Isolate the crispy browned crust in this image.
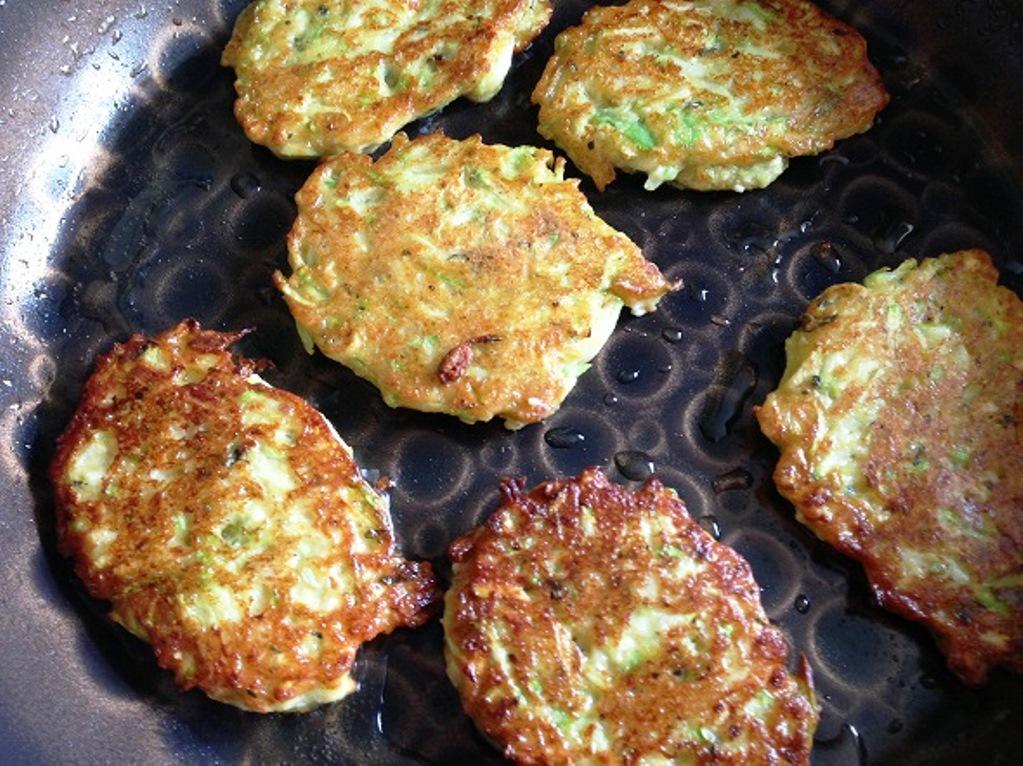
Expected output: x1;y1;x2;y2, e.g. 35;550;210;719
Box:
532;0;889;190
445;468;818;764
51;320;438;711
757;250;1023;685
222;0;551;157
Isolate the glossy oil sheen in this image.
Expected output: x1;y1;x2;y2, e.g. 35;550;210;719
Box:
1;1;1023;763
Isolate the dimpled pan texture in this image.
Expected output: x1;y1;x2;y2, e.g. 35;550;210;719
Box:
2;0;1023;763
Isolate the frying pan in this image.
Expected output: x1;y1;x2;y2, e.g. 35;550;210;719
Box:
2;0;1022;762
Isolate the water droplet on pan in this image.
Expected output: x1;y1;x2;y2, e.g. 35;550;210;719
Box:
712;467;753;493
661;328;683;344
794;594;811;614
544;427;585;449
613;450;654;481
602;393;619;406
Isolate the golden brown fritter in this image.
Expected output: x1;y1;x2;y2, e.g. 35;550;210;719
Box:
444;468;818;764
532;0;888;191
276;132;673;428
757;250;1023;685
51;320;438;712
222;0;551;157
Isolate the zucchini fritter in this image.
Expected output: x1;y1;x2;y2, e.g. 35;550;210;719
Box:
51;321;438;712
276;132;673;428
444;468;818;764
222;0;551;157
757;251;1023;685
532;0;888;191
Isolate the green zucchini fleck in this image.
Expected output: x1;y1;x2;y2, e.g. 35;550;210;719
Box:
593;107;657;151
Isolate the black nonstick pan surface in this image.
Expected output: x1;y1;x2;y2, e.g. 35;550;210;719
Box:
2;1;1023;763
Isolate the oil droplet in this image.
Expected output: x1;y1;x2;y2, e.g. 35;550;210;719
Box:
602;393;619;406
794;594;811;614
616;368;640;384
657;362;673;374
724;220;774;256
230;172;261;199
661;328;683;344
876;220;915;255
614;450;654;481
812;241;842;273
699;353;758;443
814;723;867;766
712;467;753;493
698;514;721;540
545;427;585;449
48;116;59;133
